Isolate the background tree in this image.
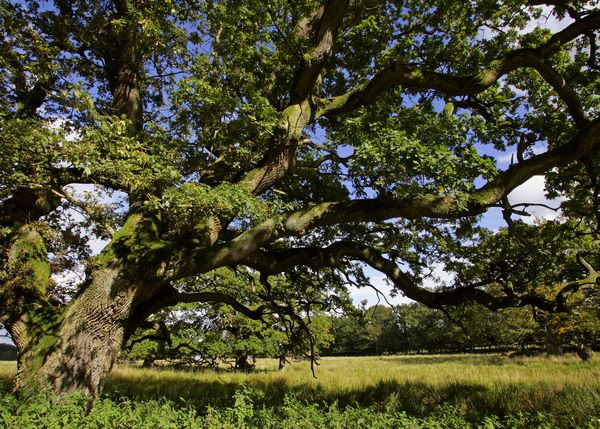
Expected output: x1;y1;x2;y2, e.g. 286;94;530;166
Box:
123;268;335;370
0;0;599;399
327;304;404;355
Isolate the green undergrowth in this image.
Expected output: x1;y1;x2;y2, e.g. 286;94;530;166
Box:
2;386;599;429
1;356;600;428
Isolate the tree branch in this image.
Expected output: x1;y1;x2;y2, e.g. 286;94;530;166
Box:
315;12;599;119
290;0;349;102
528;58;587;126
167;116;600;280
124;320;172;351
244;241;591;313
131;286;268;323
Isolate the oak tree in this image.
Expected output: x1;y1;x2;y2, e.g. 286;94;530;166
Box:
1;0;599;398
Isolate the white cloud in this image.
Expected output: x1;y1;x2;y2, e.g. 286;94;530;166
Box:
521;6;572;34
348;273;415;307
507;175;564;224
0;331;13;345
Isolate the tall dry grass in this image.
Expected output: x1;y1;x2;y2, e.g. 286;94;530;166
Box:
102;354;600;425
2;354;599;426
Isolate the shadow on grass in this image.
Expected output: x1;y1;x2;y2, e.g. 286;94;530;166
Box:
377;355;509;366
103;368;597;426
2;362;598;427
0;374;12;393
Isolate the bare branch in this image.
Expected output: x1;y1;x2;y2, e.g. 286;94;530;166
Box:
133;286;268;322
576;253;598;278
510;202;561;212
297;151;353;169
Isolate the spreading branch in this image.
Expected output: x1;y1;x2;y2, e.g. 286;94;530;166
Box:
167;116;600;280
130;286;269;325
244;241;596;313
315;12;599;121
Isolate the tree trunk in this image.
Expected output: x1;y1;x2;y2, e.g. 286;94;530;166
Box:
13;266;141;399
278;355;288;371
545;330;562;356
576;344;593;362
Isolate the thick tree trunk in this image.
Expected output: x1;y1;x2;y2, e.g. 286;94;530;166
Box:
8;211;175;399
13;266;141;398
576;344;593;362
278;355;289;371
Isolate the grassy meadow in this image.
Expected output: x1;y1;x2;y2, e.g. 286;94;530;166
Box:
1;354;600;428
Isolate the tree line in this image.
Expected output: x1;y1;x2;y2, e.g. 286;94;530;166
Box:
117;288;599;368
327;299;599;357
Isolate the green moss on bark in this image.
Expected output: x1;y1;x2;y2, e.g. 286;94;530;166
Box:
6;226;50;294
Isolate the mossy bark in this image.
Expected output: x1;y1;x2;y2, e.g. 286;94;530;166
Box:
12;265;141;398
10;215;169;399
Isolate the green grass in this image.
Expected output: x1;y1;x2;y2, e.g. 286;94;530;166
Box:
1;354;600;428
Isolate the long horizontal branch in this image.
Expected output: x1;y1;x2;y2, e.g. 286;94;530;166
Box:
131;286;268;323
176;291;267;319
167;117;600;279
315;11;600;120
244;241;593;313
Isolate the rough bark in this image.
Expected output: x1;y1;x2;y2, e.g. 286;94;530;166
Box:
9;214;168;398
12;265;137;398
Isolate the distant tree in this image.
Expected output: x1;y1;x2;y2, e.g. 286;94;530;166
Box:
123;268;335;369
366;305;404;355
439;303;537;352
327;309;371;356
327;303;403;355
396;303;460;353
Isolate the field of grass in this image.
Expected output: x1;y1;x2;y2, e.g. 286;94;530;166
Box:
1;354;600;428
